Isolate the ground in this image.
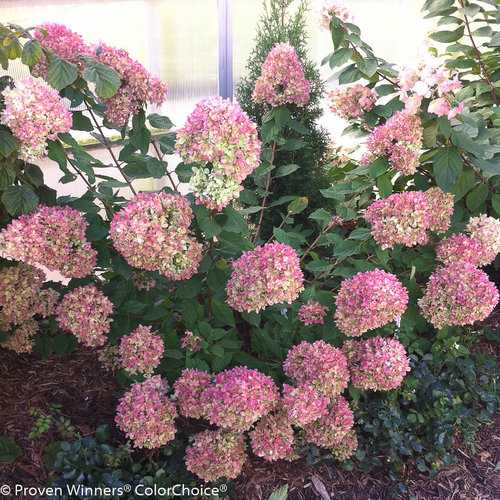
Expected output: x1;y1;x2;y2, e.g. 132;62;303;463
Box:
0;337;498;500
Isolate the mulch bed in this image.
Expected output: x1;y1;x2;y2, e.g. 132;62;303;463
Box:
0;340;498;499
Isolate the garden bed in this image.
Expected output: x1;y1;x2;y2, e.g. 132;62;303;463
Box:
1;339;498;500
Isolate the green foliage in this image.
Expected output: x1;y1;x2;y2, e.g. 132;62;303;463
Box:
0;437;22;463
236;0;333;238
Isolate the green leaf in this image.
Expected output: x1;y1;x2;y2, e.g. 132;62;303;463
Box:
450;169;474;202
82;59;120;99
433;147;463;192
329;47;353;68
451;130;484;158
429;27;464;43
339;64;362;84
200;217;222;238
148;113;173;130
275;107;291;129
490;31;500;47
71;111;93;132
377;175;392;198
273;227;290;245
5;37;22;59
95;425;109;443
306;260;332;273
21;39;42;66
357;57;378;78
369;157;388;179
2;185;39;216
175;162;194;182
287;197;308;215
282;139;305;151
275;163;300;178
46;56;78;90
242;310;260;327
310;208;332;228
334;240;359;259
146;157;167;178
348;385;361;403
422;120;439;148
25;163;44;187
437;115;451;139
52;334;77;357
212;301;235;327
331;25;344;49
268;484;289;500
0;163;15;189
130;127;152;155
466;183;488;211
0;131;19;158
0;437;22;463
34;335;52;359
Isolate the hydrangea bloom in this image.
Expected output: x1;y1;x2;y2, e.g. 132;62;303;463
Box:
33;23;89;78
252;42;310;107
361;111;423;176
328;85;378;120
89;43;167;127
56;285;113;347
201;366;279;431
318;1;353;30
115;376;177;449
185;430;247;482
423;187;454;234
466;215;500;266
0;264;58;328
342;337;410;391
0;205;97;279
226;242;304;313
281;383;329;426
180;330;202;352
175;96;261;210
364;191;431;249
109;192;202;280
303;397;354;449
3;320;38;354
249;411;296;461
283;340;349;398
419;264;499;329
298;300;329;326
0;78;72;160
436;234;487;268
118;325;163;375
334;269;408;336
173;369;212;419
131;271;156;291
332;429;358;460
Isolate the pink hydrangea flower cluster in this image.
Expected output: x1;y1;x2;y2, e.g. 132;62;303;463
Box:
0;264;59;353
342;337;411;391
332;429;358;461
436;234;487;268
334;269;409;336
298;299;329;326
33;23;167;127
283;340;349;398
252;42;310;107
281;383;329;426
118;325;163;375
466;215;500;266
0;205;97;279
88;43;167;127
115;376;177;449
185;430;247;482
365;191;430;249
173;368;212;419
226;242;304;313
249;411;296;461
175;96;261;210
303;397;354;451
180;330;202;352
0;78;72;160
424;187;454;234
398;53;466;118
33;23;89;78
328;85;378;120
109;192;202;281
55;285;113;347
318;1;353;30
418;264;499;329
201;366;279;431
131;271;156;291
360;111;423;176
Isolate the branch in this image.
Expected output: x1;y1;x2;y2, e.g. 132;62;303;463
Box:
84;103;138;196
151;139;179;192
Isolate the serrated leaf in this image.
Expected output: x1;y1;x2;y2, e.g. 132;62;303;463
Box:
368;157;388;179
275;163;300;177
273;227;290;245
0;163;15;189
429;27;464;43
268;484;289;500
46;56;78;90
148;113;173;130
5;37;22;59
212;301;235;327
329;47;353;68
82;59;120;99
466;183;488;211
0;437;22;463
287;197;308;215
2;185;39;216
433;147;463;192
0;131;19;158
376;175;392;198
357;57;378;77
339;64;362;84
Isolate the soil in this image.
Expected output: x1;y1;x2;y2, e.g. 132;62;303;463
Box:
0;336;498;500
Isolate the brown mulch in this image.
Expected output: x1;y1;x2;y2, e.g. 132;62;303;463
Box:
0;345;121;494
0;338;498;499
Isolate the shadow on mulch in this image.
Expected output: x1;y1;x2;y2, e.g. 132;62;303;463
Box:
0;345;121;494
